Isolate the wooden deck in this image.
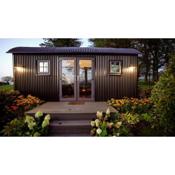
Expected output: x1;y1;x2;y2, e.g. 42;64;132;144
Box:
26;102;116;136
27;101;116;114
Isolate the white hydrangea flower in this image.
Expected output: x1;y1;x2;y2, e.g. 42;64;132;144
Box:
115;121;122;128
96;111;103;119
106;107;110;115
96;128;102;135
28;121;36;130
33;132;41;137
90;121;95;127
44;114;51;121
95;119;100;127
35;111;43;118
117;121;122;127
116;133;120;136
25;115;35;123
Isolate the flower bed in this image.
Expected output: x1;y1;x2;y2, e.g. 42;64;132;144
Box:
0;90;44;133
90;108;155;136
91;98;155;136
107;97;153;114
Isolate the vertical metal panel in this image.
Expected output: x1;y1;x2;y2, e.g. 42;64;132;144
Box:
14;54;59;101
94;55;138;101
14;54;138;101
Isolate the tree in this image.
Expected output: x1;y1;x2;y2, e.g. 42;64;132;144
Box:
90;39;132;48
40;38;81;47
131;39;152;82
148;39;175;81
1;76;13;84
151;55;175;135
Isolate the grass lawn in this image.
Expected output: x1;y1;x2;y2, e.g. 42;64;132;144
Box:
0;85;14;92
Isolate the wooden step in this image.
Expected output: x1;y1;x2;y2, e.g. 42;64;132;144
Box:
27;112;96;121
49;120;91;136
50;113;96;121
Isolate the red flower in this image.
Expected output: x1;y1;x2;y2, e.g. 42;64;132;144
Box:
10;105;18;111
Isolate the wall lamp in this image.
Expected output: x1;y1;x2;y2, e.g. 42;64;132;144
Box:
127;64;136;72
15;66;24;72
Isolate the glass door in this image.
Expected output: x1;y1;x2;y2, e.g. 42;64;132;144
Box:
59;57;94;101
77;58;94;101
60;58;76;101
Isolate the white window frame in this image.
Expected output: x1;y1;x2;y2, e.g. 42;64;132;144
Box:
109;60;122;75
37;60;50;75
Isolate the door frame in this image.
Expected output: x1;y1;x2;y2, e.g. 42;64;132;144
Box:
59;57;95;101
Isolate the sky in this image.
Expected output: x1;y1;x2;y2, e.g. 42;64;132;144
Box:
0;38;91;80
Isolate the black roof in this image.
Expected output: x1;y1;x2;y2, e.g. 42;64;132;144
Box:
7;47;141;55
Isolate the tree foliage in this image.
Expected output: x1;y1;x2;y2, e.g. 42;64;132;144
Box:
151;55;175;135
1;76;13;84
89;39;132;48
40;38;81;47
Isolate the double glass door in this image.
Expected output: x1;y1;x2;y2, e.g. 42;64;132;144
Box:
60;57;94;101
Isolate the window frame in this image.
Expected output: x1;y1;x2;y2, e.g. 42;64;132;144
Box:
37;60;50;75
109;60;122;75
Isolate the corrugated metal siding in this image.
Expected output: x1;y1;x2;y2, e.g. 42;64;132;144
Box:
95;55;138;101
14;54;59;100
14;54;138;101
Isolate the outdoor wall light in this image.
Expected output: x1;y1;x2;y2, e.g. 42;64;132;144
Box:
15;66;24;72
127;65;135;72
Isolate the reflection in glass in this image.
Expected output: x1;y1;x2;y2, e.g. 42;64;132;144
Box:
79;60;92;98
62;60;75;98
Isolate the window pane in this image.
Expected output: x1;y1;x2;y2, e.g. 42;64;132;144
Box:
39;62;44;67
62;60;75;98
40;67;43;72
38;60;49;74
44;67;48;73
44;62;48;67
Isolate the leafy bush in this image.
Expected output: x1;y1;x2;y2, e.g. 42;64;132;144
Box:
0;91;21;128
0;90;43;132
90;108;155;136
138;80;155;98
151;55;175;135
2;111;51;136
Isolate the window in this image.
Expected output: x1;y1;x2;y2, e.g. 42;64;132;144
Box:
38;60;50;75
109;60;122;75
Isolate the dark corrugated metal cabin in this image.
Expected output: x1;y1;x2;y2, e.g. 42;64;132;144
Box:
7;47;141;101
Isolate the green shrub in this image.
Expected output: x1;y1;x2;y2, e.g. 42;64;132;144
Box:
151;55;175;135
0;91;21;129
2;111;51;136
